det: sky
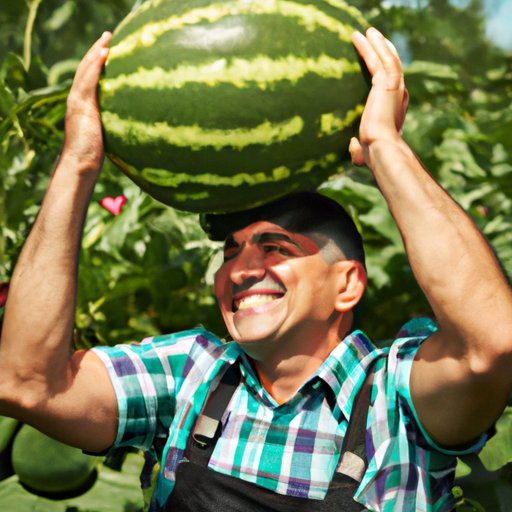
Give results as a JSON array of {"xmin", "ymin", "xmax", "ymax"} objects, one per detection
[
  {"xmin": 382, "ymin": 0, "xmax": 512, "ymax": 51},
  {"xmin": 482, "ymin": 0, "xmax": 512, "ymax": 50}
]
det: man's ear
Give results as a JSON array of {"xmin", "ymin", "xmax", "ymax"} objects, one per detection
[{"xmin": 332, "ymin": 260, "xmax": 367, "ymax": 313}]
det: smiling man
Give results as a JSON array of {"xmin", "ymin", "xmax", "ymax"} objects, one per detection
[
  {"xmin": 2, "ymin": 27, "xmax": 512, "ymax": 512},
  {"xmin": 208, "ymin": 192, "xmax": 367, "ymax": 402}
]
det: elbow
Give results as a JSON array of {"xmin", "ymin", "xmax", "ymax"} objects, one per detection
[
  {"xmin": 466, "ymin": 346, "xmax": 512, "ymax": 398},
  {"xmin": 0, "ymin": 365, "xmax": 51, "ymax": 419}
]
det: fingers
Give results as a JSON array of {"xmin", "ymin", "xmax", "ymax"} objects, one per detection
[
  {"xmin": 82, "ymin": 31, "xmax": 112, "ymax": 68},
  {"xmin": 352, "ymin": 28, "xmax": 403, "ymax": 91},
  {"xmin": 348, "ymin": 28, "xmax": 408, "ymax": 166},
  {"xmin": 63, "ymin": 32, "xmax": 112, "ymax": 171},
  {"xmin": 367, "ymin": 28, "xmax": 403, "ymax": 91},
  {"xmin": 351, "ymin": 30, "xmax": 380, "ymax": 76},
  {"xmin": 349, "ymin": 137, "xmax": 365, "ymax": 167},
  {"xmin": 68, "ymin": 32, "xmax": 112, "ymax": 109}
]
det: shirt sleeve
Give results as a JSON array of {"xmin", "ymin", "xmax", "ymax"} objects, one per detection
[
  {"xmin": 389, "ymin": 317, "xmax": 490, "ymax": 456},
  {"xmin": 91, "ymin": 328, "xmax": 219, "ymax": 451}
]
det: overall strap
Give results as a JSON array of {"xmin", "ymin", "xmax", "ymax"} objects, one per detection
[
  {"xmin": 191, "ymin": 363, "xmax": 241, "ymax": 449},
  {"xmin": 336, "ymin": 358, "xmax": 378, "ymax": 483}
]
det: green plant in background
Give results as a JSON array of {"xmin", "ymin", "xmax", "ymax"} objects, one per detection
[{"xmin": 0, "ymin": 0, "xmax": 511, "ymax": 510}]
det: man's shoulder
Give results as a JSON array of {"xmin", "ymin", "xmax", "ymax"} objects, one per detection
[
  {"xmin": 385, "ymin": 316, "xmax": 438, "ymax": 357},
  {"xmin": 151, "ymin": 327, "xmax": 241, "ymax": 364},
  {"xmin": 372, "ymin": 317, "xmax": 437, "ymax": 356},
  {"xmin": 394, "ymin": 317, "xmax": 438, "ymax": 340},
  {"xmin": 92, "ymin": 327, "xmax": 238, "ymax": 369},
  {"xmin": 150, "ymin": 326, "xmax": 226, "ymax": 350}
]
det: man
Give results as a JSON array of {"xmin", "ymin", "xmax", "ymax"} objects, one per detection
[{"xmin": 1, "ymin": 27, "xmax": 512, "ymax": 511}]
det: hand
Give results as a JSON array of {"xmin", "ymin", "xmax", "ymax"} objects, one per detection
[
  {"xmin": 349, "ymin": 28, "xmax": 409, "ymax": 167},
  {"xmin": 62, "ymin": 31, "xmax": 112, "ymax": 174}
]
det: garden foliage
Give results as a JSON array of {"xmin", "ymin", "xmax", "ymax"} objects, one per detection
[{"xmin": 0, "ymin": 0, "xmax": 511, "ymax": 510}]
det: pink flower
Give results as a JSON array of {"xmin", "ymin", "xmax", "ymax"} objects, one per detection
[
  {"xmin": 476, "ymin": 205, "xmax": 490, "ymax": 217},
  {"xmin": 0, "ymin": 283, "xmax": 9, "ymax": 308},
  {"xmin": 100, "ymin": 195, "xmax": 127, "ymax": 216}
]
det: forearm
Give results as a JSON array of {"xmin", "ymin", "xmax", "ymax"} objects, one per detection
[
  {"xmin": 0, "ymin": 32, "xmax": 111, "ymax": 415},
  {"xmin": 368, "ymin": 137, "xmax": 512, "ymax": 352},
  {"xmin": 0, "ymin": 156, "xmax": 100, "ymax": 410},
  {"xmin": 352, "ymin": 28, "xmax": 512, "ymax": 446},
  {"xmin": 0, "ymin": 33, "xmax": 119, "ymax": 451}
]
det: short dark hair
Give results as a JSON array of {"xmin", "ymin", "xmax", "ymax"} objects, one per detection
[{"xmin": 200, "ymin": 191, "xmax": 365, "ymax": 267}]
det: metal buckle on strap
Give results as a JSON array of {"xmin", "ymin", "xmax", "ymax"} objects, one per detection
[
  {"xmin": 337, "ymin": 451, "xmax": 366, "ymax": 482},
  {"xmin": 192, "ymin": 415, "xmax": 220, "ymax": 449}
]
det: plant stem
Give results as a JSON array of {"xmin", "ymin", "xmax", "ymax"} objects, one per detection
[{"xmin": 23, "ymin": 0, "xmax": 43, "ymax": 71}]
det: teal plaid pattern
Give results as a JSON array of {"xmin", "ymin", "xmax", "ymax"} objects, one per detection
[{"xmin": 93, "ymin": 319, "xmax": 487, "ymax": 512}]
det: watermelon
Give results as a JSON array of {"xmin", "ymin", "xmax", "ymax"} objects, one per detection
[
  {"xmin": 0, "ymin": 416, "xmax": 19, "ymax": 480},
  {"xmin": 11, "ymin": 425, "xmax": 97, "ymax": 495},
  {"xmin": 99, "ymin": 0, "xmax": 369, "ymax": 213}
]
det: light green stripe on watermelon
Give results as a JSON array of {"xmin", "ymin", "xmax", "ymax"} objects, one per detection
[
  {"xmin": 110, "ymin": 4, "xmax": 142, "ymax": 35},
  {"xmin": 102, "ymin": 111, "xmax": 304, "ymax": 150},
  {"xmin": 170, "ymin": 151, "xmax": 339, "ymax": 204},
  {"xmin": 114, "ymin": 0, "xmax": 168, "ymax": 34},
  {"xmin": 319, "ymin": 104, "xmax": 364, "ymax": 136},
  {"xmin": 108, "ymin": 0, "xmax": 358, "ymax": 62},
  {"xmin": 113, "ymin": 151, "xmax": 338, "ymax": 188},
  {"xmin": 101, "ymin": 55, "xmax": 361, "ymax": 94},
  {"xmin": 322, "ymin": 0, "xmax": 369, "ymax": 28}
]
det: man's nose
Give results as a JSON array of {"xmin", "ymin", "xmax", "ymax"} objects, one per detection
[{"xmin": 229, "ymin": 246, "xmax": 266, "ymax": 285}]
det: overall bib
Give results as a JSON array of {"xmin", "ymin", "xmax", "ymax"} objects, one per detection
[{"xmin": 166, "ymin": 363, "xmax": 374, "ymax": 511}]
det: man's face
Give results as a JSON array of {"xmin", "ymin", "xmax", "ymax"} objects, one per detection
[{"xmin": 214, "ymin": 221, "xmax": 345, "ymax": 353}]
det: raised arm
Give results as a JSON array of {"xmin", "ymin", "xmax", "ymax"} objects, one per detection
[
  {"xmin": 0, "ymin": 32, "xmax": 118, "ymax": 453},
  {"xmin": 351, "ymin": 28, "xmax": 512, "ymax": 446}
]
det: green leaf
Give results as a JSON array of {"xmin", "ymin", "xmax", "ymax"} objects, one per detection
[
  {"xmin": 456, "ymin": 458, "xmax": 472, "ymax": 479},
  {"xmin": 64, "ymin": 453, "xmax": 144, "ymax": 512},
  {"xmin": 0, "ymin": 80, "xmax": 15, "ymax": 119},
  {"xmin": 0, "ymin": 416, "xmax": 19, "ymax": 453},
  {"xmin": 478, "ymin": 407, "xmax": 512, "ymax": 472},
  {"xmin": 47, "ymin": 58, "xmax": 79, "ymax": 86},
  {"xmin": 0, "ymin": 53, "xmax": 28, "ymax": 91},
  {"xmin": 43, "ymin": 1, "xmax": 77, "ymax": 32}
]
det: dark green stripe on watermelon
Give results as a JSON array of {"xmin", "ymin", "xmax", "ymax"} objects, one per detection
[
  {"xmin": 108, "ymin": 150, "xmax": 340, "ymax": 212},
  {"xmin": 101, "ymin": 74, "xmax": 364, "ymax": 170},
  {"xmin": 105, "ymin": 11, "xmax": 360, "ymax": 77}
]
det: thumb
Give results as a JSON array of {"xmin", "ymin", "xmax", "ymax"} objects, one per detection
[{"xmin": 349, "ymin": 137, "xmax": 366, "ymax": 166}]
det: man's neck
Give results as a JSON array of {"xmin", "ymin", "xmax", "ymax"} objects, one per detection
[{"xmin": 249, "ymin": 333, "xmax": 342, "ymax": 404}]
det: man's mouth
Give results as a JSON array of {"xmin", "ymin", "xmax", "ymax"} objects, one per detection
[
  {"xmin": 234, "ymin": 292, "xmax": 284, "ymax": 311},
  {"xmin": 232, "ymin": 279, "xmax": 286, "ymax": 312}
]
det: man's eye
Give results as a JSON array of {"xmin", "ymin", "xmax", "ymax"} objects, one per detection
[
  {"xmin": 263, "ymin": 245, "xmax": 291, "ymax": 256},
  {"xmin": 223, "ymin": 247, "xmax": 239, "ymax": 261}
]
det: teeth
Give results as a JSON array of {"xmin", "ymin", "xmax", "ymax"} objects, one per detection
[{"xmin": 237, "ymin": 294, "xmax": 280, "ymax": 310}]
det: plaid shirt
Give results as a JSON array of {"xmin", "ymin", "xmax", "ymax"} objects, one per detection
[{"xmin": 93, "ymin": 318, "xmax": 487, "ymax": 512}]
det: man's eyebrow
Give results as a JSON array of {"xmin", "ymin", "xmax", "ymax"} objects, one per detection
[{"xmin": 252, "ymin": 232, "xmax": 305, "ymax": 251}]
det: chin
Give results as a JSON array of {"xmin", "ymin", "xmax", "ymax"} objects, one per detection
[
  {"xmin": 227, "ymin": 322, "xmax": 282, "ymax": 355},
  {"xmin": 232, "ymin": 328, "xmax": 278, "ymax": 346}
]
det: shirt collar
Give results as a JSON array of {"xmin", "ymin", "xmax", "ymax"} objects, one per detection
[
  {"xmin": 238, "ymin": 352, "xmax": 279, "ymax": 407},
  {"xmin": 316, "ymin": 330, "xmax": 381, "ymax": 421},
  {"xmin": 234, "ymin": 330, "xmax": 381, "ymax": 415}
]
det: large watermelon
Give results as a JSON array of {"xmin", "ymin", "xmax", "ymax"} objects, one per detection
[{"xmin": 99, "ymin": 0, "xmax": 369, "ymax": 213}]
